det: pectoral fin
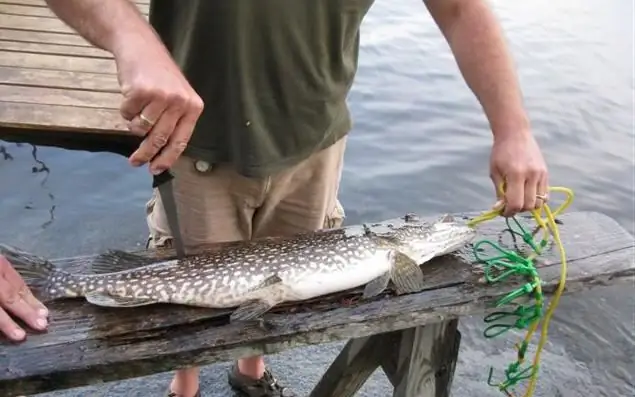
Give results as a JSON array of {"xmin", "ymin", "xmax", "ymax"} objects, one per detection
[
  {"xmin": 363, "ymin": 271, "xmax": 391, "ymax": 299},
  {"xmin": 231, "ymin": 299, "xmax": 276, "ymax": 322},
  {"xmin": 85, "ymin": 292, "xmax": 157, "ymax": 307},
  {"xmin": 230, "ymin": 275, "xmax": 288, "ymax": 322},
  {"xmin": 390, "ymin": 251, "xmax": 427, "ymax": 295}
]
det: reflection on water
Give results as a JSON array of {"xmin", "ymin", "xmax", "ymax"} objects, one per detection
[{"xmin": 0, "ymin": 0, "xmax": 633, "ymax": 396}]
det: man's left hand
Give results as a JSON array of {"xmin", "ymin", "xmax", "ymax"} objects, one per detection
[{"xmin": 489, "ymin": 130, "xmax": 549, "ymax": 217}]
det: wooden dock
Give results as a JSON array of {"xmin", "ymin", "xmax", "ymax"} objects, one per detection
[
  {"xmin": 0, "ymin": 0, "xmax": 149, "ymax": 155},
  {"xmin": 1, "ymin": 211, "xmax": 633, "ymax": 396},
  {"xmin": 1, "ymin": 2, "xmax": 635, "ymax": 397}
]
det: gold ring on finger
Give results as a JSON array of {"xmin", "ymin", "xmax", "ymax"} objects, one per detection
[
  {"xmin": 139, "ymin": 113, "xmax": 156, "ymax": 128},
  {"xmin": 536, "ymin": 193, "xmax": 548, "ymax": 202}
]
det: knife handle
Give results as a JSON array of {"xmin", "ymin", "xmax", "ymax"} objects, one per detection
[
  {"xmin": 152, "ymin": 169, "xmax": 175, "ymax": 188},
  {"xmin": 100, "ymin": 134, "xmax": 175, "ymax": 189}
]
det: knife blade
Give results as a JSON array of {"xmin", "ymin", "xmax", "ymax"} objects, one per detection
[
  {"xmin": 152, "ymin": 169, "xmax": 186, "ymax": 259},
  {"xmin": 109, "ymin": 133, "xmax": 187, "ymax": 260}
]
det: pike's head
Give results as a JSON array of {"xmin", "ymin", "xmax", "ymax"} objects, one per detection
[{"xmin": 367, "ymin": 213, "xmax": 476, "ymax": 263}]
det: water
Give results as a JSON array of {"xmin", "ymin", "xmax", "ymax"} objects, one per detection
[{"xmin": 1, "ymin": 0, "xmax": 633, "ymax": 396}]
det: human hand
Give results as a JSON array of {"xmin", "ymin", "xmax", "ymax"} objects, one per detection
[
  {"xmin": 0, "ymin": 255, "xmax": 49, "ymax": 341},
  {"xmin": 114, "ymin": 40, "xmax": 204, "ymax": 175},
  {"xmin": 489, "ymin": 131, "xmax": 549, "ymax": 217}
]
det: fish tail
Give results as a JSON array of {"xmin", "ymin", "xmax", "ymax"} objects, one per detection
[{"xmin": 0, "ymin": 244, "xmax": 68, "ymax": 301}]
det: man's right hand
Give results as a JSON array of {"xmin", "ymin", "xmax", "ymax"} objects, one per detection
[
  {"xmin": 114, "ymin": 39, "xmax": 204, "ymax": 175},
  {"xmin": 0, "ymin": 255, "xmax": 49, "ymax": 341}
]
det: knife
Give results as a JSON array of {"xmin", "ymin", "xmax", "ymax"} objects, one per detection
[
  {"xmin": 109, "ymin": 135, "xmax": 187, "ymax": 260},
  {"xmin": 152, "ymin": 169, "xmax": 186, "ymax": 259}
]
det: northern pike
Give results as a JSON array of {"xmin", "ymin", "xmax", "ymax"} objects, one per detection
[{"xmin": 2, "ymin": 213, "xmax": 476, "ymax": 322}]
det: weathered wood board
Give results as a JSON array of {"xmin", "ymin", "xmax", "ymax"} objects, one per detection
[
  {"xmin": 0, "ymin": 0, "xmax": 149, "ymax": 153},
  {"xmin": 0, "ymin": 211, "xmax": 633, "ymax": 396},
  {"xmin": 308, "ymin": 320, "xmax": 461, "ymax": 397}
]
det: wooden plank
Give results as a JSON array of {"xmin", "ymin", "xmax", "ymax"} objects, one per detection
[
  {"xmin": 0, "ymin": 13, "xmax": 76, "ymax": 33},
  {"xmin": 0, "ymin": 211, "xmax": 633, "ymax": 396},
  {"xmin": 0, "ymin": 28, "xmax": 93, "ymax": 46},
  {"xmin": 379, "ymin": 323, "xmax": 461, "ymax": 395},
  {"xmin": 0, "ymin": 9, "xmax": 149, "ymax": 38},
  {"xmin": 0, "ymin": 0, "xmax": 150, "ymax": 8},
  {"xmin": 0, "ymin": 3, "xmax": 55, "ymax": 16},
  {"xmin": 308, "ymin": 332, "xmax": 398, "ymax": 397},
  {"xmin": 383, "ymin": 321, "xmax": 460, "ymax": 397},
  {"xmin": 0, "ymin": 3, "xmax": 149, "ymax": 17},
  {"xmin": 0, "ymin": 66, "xmax": 119, "ymax": 92},
  {"xmin": 1, "ymin": 85, "xmax": 120, "ymax": 109},
  {"xmin": 0, "ymin": 50, "xmax": 116, "ymax": 73},
  {"xmin": 0, "ymin": 39, "xmax": 113, "ymax": 58},
  {"xmin": 0, "ymin": 102, "xmax": 127, "ymax": 132}
]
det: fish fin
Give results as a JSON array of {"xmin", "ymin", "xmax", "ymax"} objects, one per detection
[
  {"xmin": 436, "ymin": 214, "xmax": 456, "ymax": 223},
  {"xmin": 230, "ymin": 299, "xmax": 276, "ymax": 322},
  {"xmin": 90, "ymin": 250, "xmax": 156, "ymax": 274},
  {"xmin": 231, "ymin": 275, "xmax": 287, "ymax": 322},
  {"xmin": 0, "ymin": 243, "xmax": 64, "ymax": 301},
  {"xmin": 390, "ymin": 251, "xmax": 427, "ymax": 295},
  {"xmin": 362, "ymin": 271, "xmax": 391, "ymax": 299},
  {"xmin": 245, "ymin": 274, "xmax": 284, "ymax": 293},
  {"xmin": 85, "ymin": 292, "xmax": 157, "ymax": 308}
]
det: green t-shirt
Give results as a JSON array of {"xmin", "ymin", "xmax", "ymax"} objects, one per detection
[{"xmin": 149, "ymin": 0, "xmax": 374, "ymax": 177}]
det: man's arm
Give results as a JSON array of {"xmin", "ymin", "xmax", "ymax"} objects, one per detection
[
  {"xmin": 44, "ymin": 0, "xmax": 204, "ymax": 174},
  {"xmin": 423, "ymin": 0, "xmax": 529, "ymax": 139},
  {"xmin": 423, "ymin": 0, "xmax": 549, "ymax": 216}
]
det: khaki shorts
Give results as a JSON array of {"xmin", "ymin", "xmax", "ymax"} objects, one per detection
[{"xmin": 145, "ymin": 137, "xmax": 347, "ymax": 250}]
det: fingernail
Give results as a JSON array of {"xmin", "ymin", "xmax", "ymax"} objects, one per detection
[
  {"xmin": 38, "ymin": 308, "xmax": 48, "ymax": 317},
  {"xmin": 130, "ymin": 160, "xmax": 142, "ymax": 167},
  {"xmin": 36, "ymin": 318, "xmax": 48, "ymax": 329},
  {"xmin": 151, "ymin": 167, "xmax": 165, "ymax": 175},
  {"xmin": 12, "ymin": 328, "xmax": 25, "ymax": 340}
]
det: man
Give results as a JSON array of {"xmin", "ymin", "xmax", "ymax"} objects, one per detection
[{"xmin": 0, "ymin": 0, "xmax": 549, "ymax": 396}]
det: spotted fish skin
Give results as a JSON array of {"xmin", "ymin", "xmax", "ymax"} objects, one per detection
[{"xmin": 1, "ymin": 213, "xmax": 476, "ymax": 321}]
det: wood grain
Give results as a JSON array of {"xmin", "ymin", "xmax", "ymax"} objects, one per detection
[
  {"xmin": 0, "ymin": 102, "xmax": 128, "ymax": 132},
  {"xmin": 308, "ymin": 321, "xmax": 460, "ymax": 397},
  {"xmin": 2, "ymin": 84, "xmax": 120, "ymax": 109},
  {"xmin": 382, "ymin": 324, "xmax": 462, "ymax": 397},
  {"xmin": 308, "ymin": 332, "xmax": 396, "ymax": 397},
  {"xmin": 0, "ymin": 2, "xmax": 149, "ymax": 17},
  {"xmin": 0, "ymin": 3, "xmax": 57, "ymax": 17},
  {"xmin": 0, "ymin": 211, "xmax": 632, "ymax": 396},
  {"xmin": 0, "ymin": 40, "xmax": 113, "ymax": 58},
  {"xmin": 0, "ymin": 66, "xmax": 119, "ymax": 91},
  {"xmin": 0, "ymin": 1, "xmax": 148, "ymax": 137},
  {"xmin": 0, "ymin": 0, "xmax": 149, "ymax": 9},
  {"xmin": 0, "ymin": 28, "xmax": 93, "ymax": 46},
  {"xmin": 388, "ymin": 321, "xmax": 460, "ymax": 397},
  {"xmin": 0, "ymin": 13, "xmax": 75, "ymax": 33},
  {"xmin": 0, "ymin": 0, "xmax": 149, "ymax": 6},
  {"xmin": 0, "ymin": 50, "xmax": 116, "ymax": 73}
]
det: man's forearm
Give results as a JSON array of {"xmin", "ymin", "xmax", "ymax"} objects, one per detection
[
  {"xmin": 45, "ymin": 0, "xmax": 162, "ymax": 57},
  {"xmin": 425, "ymin": 0, "xmax": 530, "ymax": 139}
]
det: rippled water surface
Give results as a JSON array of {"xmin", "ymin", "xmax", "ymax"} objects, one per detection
[{"xmin": 1, "ymin": 0, "xmax": 633, "ymax": 396}]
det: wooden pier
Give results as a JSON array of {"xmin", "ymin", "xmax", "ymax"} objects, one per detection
[
  {"xmin": 1, "ymin": 2, "xmax": 634, "ymax": 397},
  {"xmin": 0, "ymin": 0, "xmax": 149, "ymax": 155},
  {"xmin": 0, "ymin": 211, "xmax": 633, "ymax": 396}
]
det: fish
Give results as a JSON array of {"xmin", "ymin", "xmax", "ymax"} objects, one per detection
[{"xmin": 1, "ymin": 213, "xmax": 476, "ymax": 322}]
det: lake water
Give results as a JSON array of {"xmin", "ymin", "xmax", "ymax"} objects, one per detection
[{"xmin": 1, "ymin": 0, "xmax": 633, "ymax": 396}]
